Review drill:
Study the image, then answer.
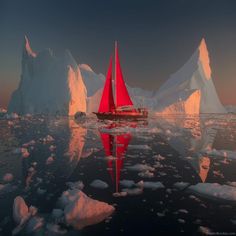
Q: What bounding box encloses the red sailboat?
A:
[94,42,148,120]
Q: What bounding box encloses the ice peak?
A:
[24,35,36,58]
[198,38,211,80]
[79,64,94,73]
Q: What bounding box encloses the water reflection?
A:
[99,123,132,193]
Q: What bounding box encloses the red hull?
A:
[93,110,148,121]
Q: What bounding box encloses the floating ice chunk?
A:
[128,145,151,150]
[120,180,135,188]
[121,188,143,196]
[66,181,84,190]
[173,182,190,190]
[13,196,30,225]
[37,187,46,195]
[42,135,54,143]
[138,170,154,178]
[127,164,155,172]
[3,173,14,182]
[157,212,165,217]
[46,156,54,165]
[49,145,56,151]
[52,209,64,219]
[58,189,114,229]
[23,140,36,147]
[90,179,108,189]
[178,219,185,224]
[178,209,188,214]
[113,192,128,197]
[198,226,212,235]
[12,196,37,235]
[137,181,164,190]
[20,148,30,158]
[188,183,236,202]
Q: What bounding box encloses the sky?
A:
[0,0,236,108]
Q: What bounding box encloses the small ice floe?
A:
[46,156,55,165]
[51,209,64,219]
[66,181,84,190]
[58,189,115,229]
[121,188,143,196]
[128,145,151,150]
[120,180,135,188]
[178,219,185,224]
[157,212,165,217]
[42,135,54,143]
[37,187,46,195]
[113,191,128,197]
[127,164,155,172]
[90,179,108,189]
[138,170,154,178]
[136,181,164,190]
[23,140,36,148]
[178,209,188,214]
[173,182,190,190]
[198,226,212,235]
[21,148,30,158]
[166,188,172,194]
[12,196,38,235]
[213,170,224,178]
[153,162,163,168]
[2,173,14,183]
[49,145,56,152]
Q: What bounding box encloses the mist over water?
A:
[0,115,236,235]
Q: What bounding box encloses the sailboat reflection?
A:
[99,123,133,193]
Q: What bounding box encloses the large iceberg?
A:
[154,38,226,114]
[8,36,87,116]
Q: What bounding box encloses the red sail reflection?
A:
[99,123,133,193]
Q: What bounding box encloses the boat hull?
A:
[93,111,148,121]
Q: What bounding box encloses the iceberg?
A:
[154,38,226,114]
[8,36,87,116]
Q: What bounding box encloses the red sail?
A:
[98,58,115,112]
[115,43,133,108]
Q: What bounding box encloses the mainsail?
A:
[98,58,115,113]
[115,43,133,108]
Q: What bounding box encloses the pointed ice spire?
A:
[24,35,36,58]
[198,38,211,80]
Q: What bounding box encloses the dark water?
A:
[1,115,236,235]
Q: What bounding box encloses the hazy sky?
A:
[0,0,236,108]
